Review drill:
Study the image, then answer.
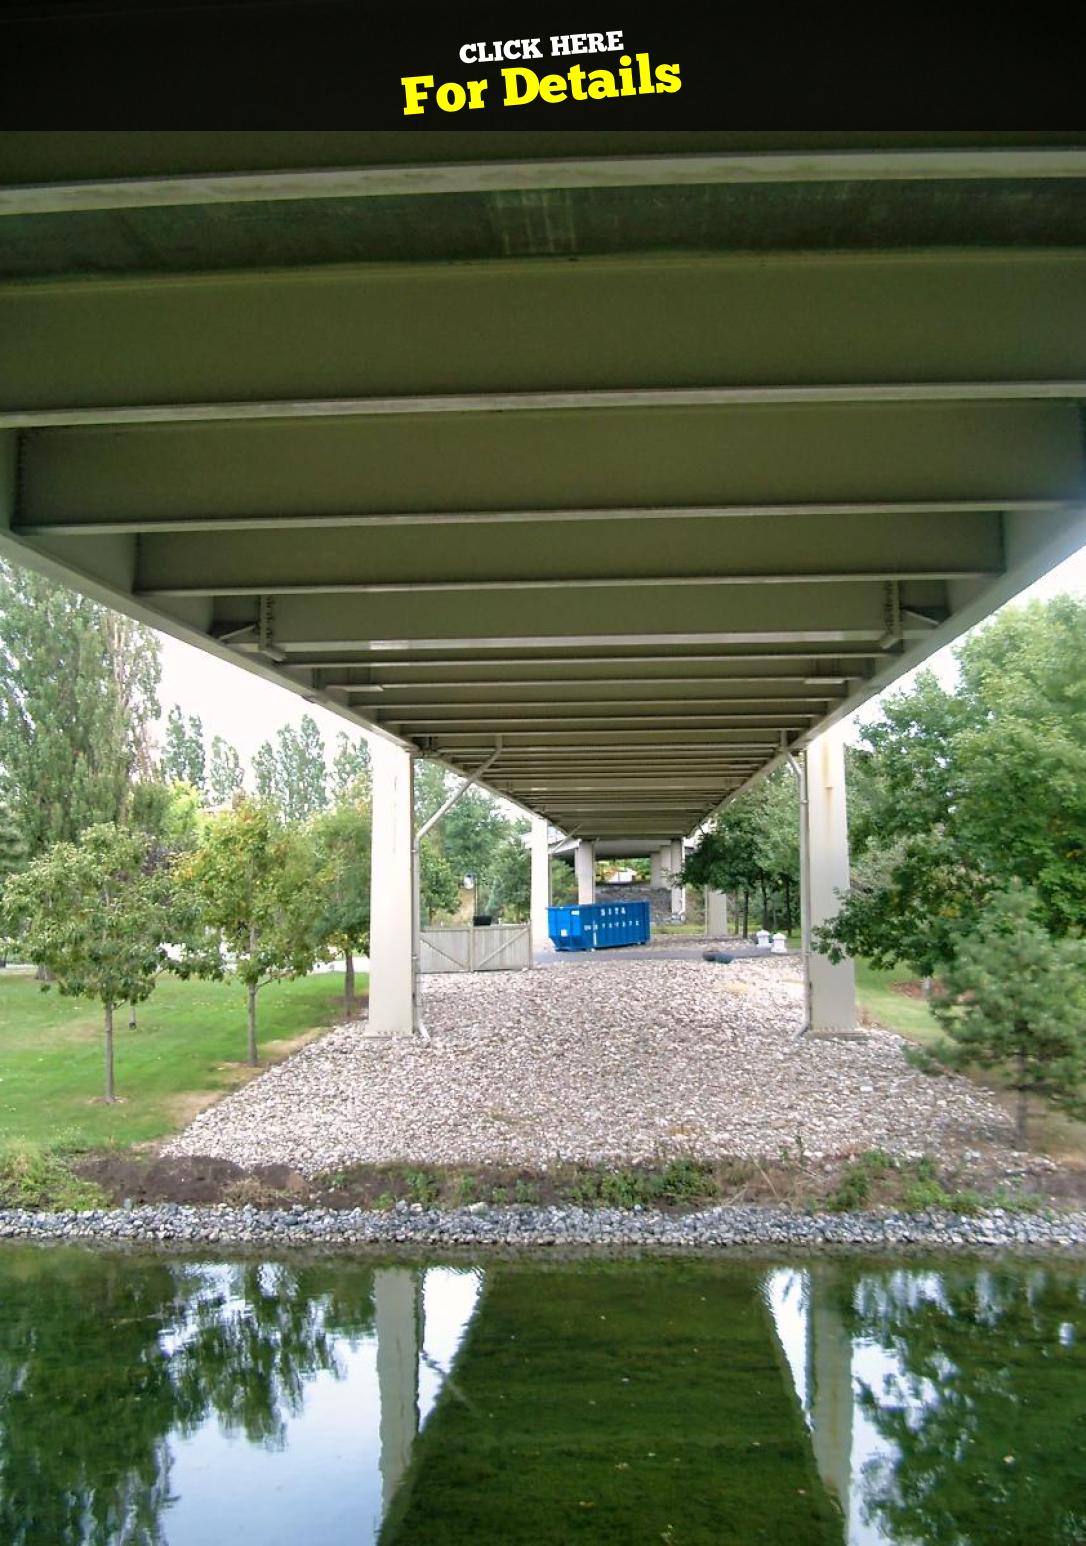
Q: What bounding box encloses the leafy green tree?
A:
[331,731,370,804]
[683,794,764,935]
[0,802,26,965]
[820,598,1086,976]
[420,842,461,921]
[413,759,450,823]
[550,856,577,906]
[441,786,513,892]
[177,800,322,1064]
[926,883,1086,1146]
[252,715,328,821]
[207,734,244,807]
[484,831,531,919]
[128,778,203,858]
[0,801,26,885]
[1,824,172,1100]
[0,562,161,855]
[162,704,206,792]
[753,771,800,930]
[309,800,371,1012]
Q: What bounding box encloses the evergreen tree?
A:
[207,735,244,807]
[0,562,161,855]
[161,704,206,792]
[928,883,1086,1146]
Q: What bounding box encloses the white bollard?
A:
[755,928,771,950]
[771,931,787,954]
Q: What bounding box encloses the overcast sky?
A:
[154,540,1086,777]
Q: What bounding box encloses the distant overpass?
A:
[2,132,1085,1033]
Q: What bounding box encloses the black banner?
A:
[0,2,1081,128]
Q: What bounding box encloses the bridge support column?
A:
[530,814,551,954]
[668,838,686,918]
[706,889,730,936]
[375,1266,422,1517]
[808,1267,854,1522]
[575,839,596,904]
[369,737,415,1037]
[650,848,666,890]
[804,727,858,1035]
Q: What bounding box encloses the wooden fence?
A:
[419,923,532,974]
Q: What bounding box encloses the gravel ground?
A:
[3,1201,1086,1252]
[163,956,1018,1175]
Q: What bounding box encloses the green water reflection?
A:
[0,1248,1082,1544]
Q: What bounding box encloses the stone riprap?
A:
[163,957,1016,1175]
[2,1202,1086,1252]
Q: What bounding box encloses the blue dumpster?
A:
[547,901,651,951]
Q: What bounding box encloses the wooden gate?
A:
[419,924,531,974]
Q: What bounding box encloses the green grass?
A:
[853,958,942,1044]
[0,970,364,1149]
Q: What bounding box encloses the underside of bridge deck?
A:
[2,131,1085,1030]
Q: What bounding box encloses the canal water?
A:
[0,1248,1082,1544]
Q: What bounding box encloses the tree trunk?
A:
[128,1002,137,1030]
[344,951,355,1014]
[759,877,768,929]
[103,1001,116,1102]
[34,963,55,983]
[1016,1053,1029,1149]
[742,890,749,938]
[782,875,792,933]
[247,982,258,1066]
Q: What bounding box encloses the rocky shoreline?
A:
[4,1201,1086,1253]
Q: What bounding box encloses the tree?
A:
[309,800,371,1012]
[926,883,1086,1147]
[420,842,461,921]
[252,716,328,821]
[0,562,161,856]
[1,824,172,1100]
[441,785,514,894]
[330,732,370,804]
[819,598,1086,976]
[753,771,800,931]
[129,779,203,859]
[177,801,321,1064]
[0,801,26,885]
[682,793,764,935]
[484,831,531,919]
[162,704,206,792]
[413,759,449,824]
[207,735,245,807]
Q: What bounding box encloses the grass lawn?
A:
[853,959,942,1044]
[0,970,364,1150]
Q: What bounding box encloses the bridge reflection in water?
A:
[0,1249,1084,1544]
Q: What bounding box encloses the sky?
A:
[154,540,1086,778]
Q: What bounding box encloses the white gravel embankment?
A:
[163,956,1017,1176]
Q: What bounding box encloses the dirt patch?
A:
[73,1147,1086,1213]
[76,1151,310,1206]
[890,978,942,1000]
